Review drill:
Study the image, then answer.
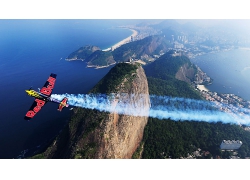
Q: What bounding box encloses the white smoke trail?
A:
[51,93,250,125]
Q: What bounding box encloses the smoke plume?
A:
[51,93,250,125]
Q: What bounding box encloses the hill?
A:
[138,119,250,159]
[86,50,115,67]
[66,45,100,61]
[112,35,171,62]
[143,51,202,99]
[65,35,172,68]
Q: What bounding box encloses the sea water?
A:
[0,20,132,158]
[190,49,250,101]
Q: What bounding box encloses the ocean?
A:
[190,49,250,101]
[0,20,132,158]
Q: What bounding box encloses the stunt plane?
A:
[24,73,69,120]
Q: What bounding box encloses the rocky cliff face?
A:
[93,66,150,158]
[42,64,150,159]
[175,63,212,85]
[175,63,196,83]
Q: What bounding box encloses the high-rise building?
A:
[220,140,242,150]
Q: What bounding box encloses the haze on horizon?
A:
[92,19,250,37]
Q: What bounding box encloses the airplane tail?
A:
[58,97,69,111]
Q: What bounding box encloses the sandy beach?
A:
[197,85,209,92]
[102,28,138,51]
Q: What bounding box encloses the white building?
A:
[220,140,242,150]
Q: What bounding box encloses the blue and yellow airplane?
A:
[24,73,69,120]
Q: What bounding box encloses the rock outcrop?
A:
[42,64,150,159]
[175,63,196,83]
[175,63,212,85]
[91,66,150,158]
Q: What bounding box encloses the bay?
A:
[190,49,250,101]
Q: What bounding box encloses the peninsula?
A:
[65,28,139,69]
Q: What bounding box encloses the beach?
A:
[197,85,209,92]
[103,28,138,51]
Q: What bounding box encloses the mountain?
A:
[112,35,171,62]
[86,50,115,67]
[66,45,116,67]
[66,35,172,68]
[143,51,202,99]
[34,63,150,158]
[66,45,101,60]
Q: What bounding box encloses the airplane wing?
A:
[39,73,57,97]
[24,98,46,120]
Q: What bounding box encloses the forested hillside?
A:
[144,51,201,99]
[112,35,171,62]
[140,119,250,159]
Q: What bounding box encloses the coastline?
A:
[102,28,138,51]
[65,58,84,61]
[197,85,209,92]
[84,28,138,69]
[87,62,116,69]
[67,28,138,68]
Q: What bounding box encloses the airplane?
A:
[24,73,69,120]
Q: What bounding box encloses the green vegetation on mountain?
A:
[144,51,201,99]
[86,50,115,66]
[66,45,115,67]
[144,51,194,80]
[141,119,250,159]
[67,45,100,60]
[112,35,171,62]
[147,77,201,99]
[90,63,139,94]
